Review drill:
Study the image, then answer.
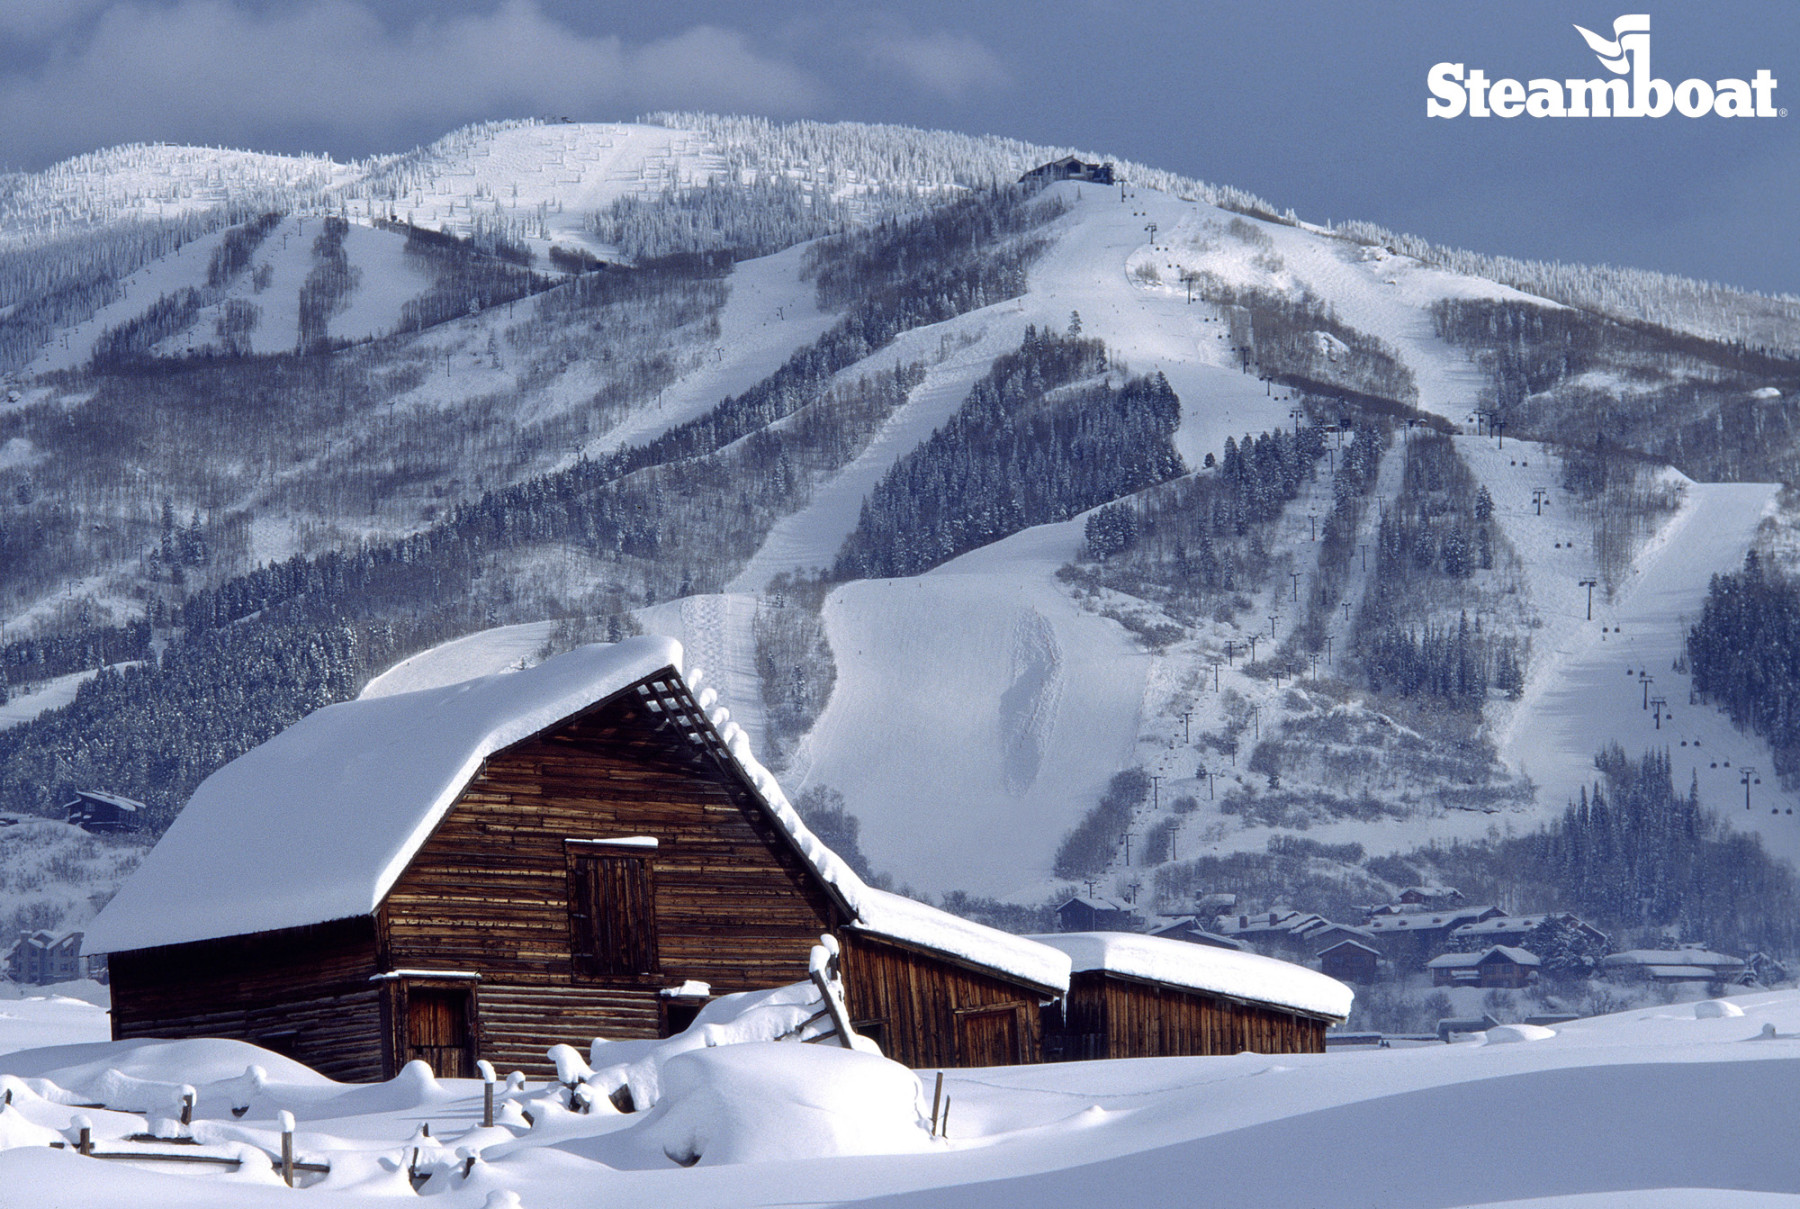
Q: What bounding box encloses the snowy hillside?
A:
[0,143,345,249]
[4,113,1800,962]
[0,818,146,941]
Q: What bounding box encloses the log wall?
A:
[109,917,386,1083]
[1053,970,1328,1061]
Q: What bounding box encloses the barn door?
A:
[955,1003,1026,1067]
[570,854,658,979]
[406,986,475,1078]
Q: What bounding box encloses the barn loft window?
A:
[569,853,659,979]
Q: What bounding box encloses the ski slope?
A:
[579,240,835,463]
[1493,470,1792,857]
[635,593,770,756]
[24,226,230,373]
[345,122,727,251]
[0,664,138,730]
[724,182,1627,898]
[787,518,1149,898]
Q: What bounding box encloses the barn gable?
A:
[86,639,861,955]
[377,676,852,1074]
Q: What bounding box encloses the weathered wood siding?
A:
[1053,970,1328,1060]
[838,931,1047,1070]
[109,918,386,1082]
[378,673,845,1077]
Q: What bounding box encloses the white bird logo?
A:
[1573,14,1651,74]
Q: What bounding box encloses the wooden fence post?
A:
[477,1060,496,1129]
[930,1072,944,1136]
[179,1085,196,1127]
[278,1110,295,1187]
[74,1115,93,1156]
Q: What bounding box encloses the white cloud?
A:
[856,27,1011,101]
[0,0,825,164]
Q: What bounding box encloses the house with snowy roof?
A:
[4,929,88,985]
[1427,946,1540,989]
[1448,912,1607,950]
[62,789,144,833]
[1214,909,1336,959]
[1030,932,1352,1061]
[1056,895,1138,933]
[86,638,1072,1081]
[1362,905,1505,967]
[1599,948,1745,986]
[1317,938,1381,984]
[1018,155,1115,185]
[1146,915,1247,951]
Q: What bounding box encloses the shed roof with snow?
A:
[1029,931,1353,1020]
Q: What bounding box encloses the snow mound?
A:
[1030,931,1352,1020]
[1484,1024,1557,1044]
[637,1043,932,1167]
[0,1037,327,1093]
[589,980,873,1112]
[1695,999,1746,1019]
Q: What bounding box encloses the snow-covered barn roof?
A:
[1029,931,1353,1020]
[84,637,1071,995]
[87,639,705,953]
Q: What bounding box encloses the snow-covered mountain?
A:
[2,114,1799,945]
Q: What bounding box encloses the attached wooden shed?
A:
[87,638,1069,1081]
[1031,931,1352,1061]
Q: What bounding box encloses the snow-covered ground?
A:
[4,987,1800,1206]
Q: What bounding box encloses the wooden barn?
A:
[1030,932,1352,1061]
[86,638,1070,1082]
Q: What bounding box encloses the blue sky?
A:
[0,0,1793,295]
